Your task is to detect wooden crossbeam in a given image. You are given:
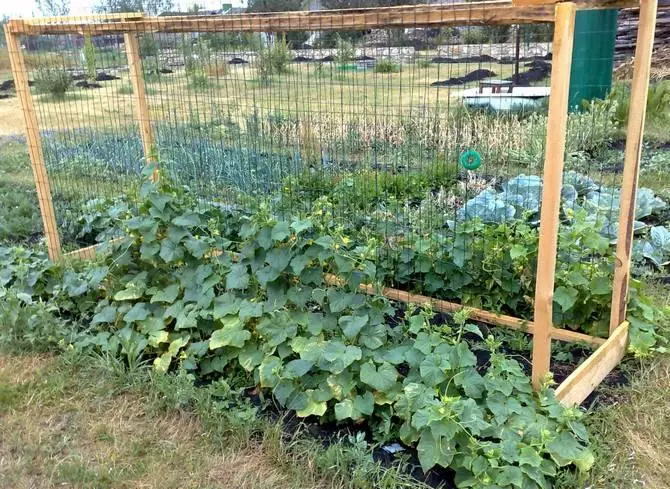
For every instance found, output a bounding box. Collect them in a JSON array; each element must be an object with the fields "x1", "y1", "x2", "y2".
[{"x1": 9, "y1": 2, "x2": 557, "y2": 35}]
